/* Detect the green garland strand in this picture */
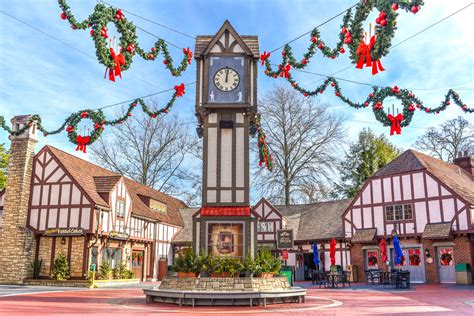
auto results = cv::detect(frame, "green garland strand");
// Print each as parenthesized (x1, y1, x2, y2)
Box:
(57, 0, 192, 77)
(0, 84, 185, 147)
(256, 114, 272, 171)
(285, 76, 473, 129)
(261, 0, 424, 77)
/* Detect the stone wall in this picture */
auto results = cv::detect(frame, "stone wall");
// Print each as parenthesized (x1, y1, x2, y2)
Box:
(159, 276, 290, 292)
(70, 237, 85, 277)
(38, 237, 53, 277)
(0, 131, 37, 284)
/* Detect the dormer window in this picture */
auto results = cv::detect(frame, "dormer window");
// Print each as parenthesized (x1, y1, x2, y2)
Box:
(150, 199, 167, 214)
(117, 200, 125, 217)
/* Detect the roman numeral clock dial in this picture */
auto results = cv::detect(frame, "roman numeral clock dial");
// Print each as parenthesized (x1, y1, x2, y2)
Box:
(214, 67, 239, 92)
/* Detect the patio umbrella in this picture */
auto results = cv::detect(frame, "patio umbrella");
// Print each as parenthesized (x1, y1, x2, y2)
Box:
(313, 242, 320, 269)
(330, 238, 337, 266)
(379, 238, 388, 263)
(393, 236, 404, 267)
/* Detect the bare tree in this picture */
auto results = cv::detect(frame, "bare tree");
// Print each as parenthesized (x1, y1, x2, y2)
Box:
(90, 99, 201, 205)
(252, 86, 345, 205)
(414, 116, 474, 162)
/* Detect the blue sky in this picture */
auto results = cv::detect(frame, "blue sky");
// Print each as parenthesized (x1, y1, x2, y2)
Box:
(0, 0, 473, 158)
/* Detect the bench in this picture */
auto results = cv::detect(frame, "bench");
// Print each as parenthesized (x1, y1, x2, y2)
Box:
(143, 287, 307, 307)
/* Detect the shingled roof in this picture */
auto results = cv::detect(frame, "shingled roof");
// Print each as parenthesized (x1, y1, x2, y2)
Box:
(374, 150, 474, 205)
(422, 222, 453, 239)
(276, 200, 351, 241)
(351, 228, 377, 243)
(46, 146, 186, 226)
(172, 208, 199, 245)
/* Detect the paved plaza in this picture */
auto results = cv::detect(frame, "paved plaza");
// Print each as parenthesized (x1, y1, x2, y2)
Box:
(1, 282, 473, 315)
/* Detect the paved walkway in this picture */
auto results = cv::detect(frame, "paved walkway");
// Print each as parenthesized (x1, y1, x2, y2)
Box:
(0, 282, 473, 315)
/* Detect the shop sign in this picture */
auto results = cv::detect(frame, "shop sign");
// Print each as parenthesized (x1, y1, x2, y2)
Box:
(276, 229, 294, 249)
(44, 227, 84, 236)
(109, 231, 129, 241)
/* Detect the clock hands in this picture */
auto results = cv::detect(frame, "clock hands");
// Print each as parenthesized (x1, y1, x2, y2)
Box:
(225, 68, 229, 83)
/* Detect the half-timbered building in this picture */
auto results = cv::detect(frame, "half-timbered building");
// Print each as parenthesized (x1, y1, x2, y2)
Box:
(343, 150, 474, 283)
(1, 145, 185, 280)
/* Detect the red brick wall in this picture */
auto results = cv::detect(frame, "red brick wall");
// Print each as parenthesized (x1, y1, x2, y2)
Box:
(350, 236, 474, 284)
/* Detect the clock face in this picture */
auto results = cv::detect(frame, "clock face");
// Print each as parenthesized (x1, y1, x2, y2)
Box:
(214, 67, 240, 92)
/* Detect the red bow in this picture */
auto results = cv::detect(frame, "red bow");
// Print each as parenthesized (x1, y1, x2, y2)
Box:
(388, 113, 404, 135)
(183, 47, 193, 64)
(115, 9, 125, 21)
(107, 47, 125, 82)
(75, 135, 90, 153)
(279, 63, 291, 78)
(356, 36, 385, 75)
(174, 83, 185, 97)
(260, 51, 271, 66)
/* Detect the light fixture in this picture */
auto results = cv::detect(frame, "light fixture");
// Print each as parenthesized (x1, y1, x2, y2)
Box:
(61, 237, 66, 245)
(196, 125, 204, 138)
(249, 123, 257, 137)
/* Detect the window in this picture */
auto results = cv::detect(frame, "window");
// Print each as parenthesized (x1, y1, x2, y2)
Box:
(115, 221, 125, 233)
(117, 200, 125, 217)
(439, 248, 454, 266)
(150, 199, 167, 213)
(408, 249, 421, 266)
(393, 249, 407, 266)
(385, 204, 413, 221)
(367, 250, 378, 267)
(102, 247, 122, 268)
(257, 221, 274, 233)
(207, 223, 244, 258)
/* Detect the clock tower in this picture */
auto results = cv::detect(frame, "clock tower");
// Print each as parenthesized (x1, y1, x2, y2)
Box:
(193, 21, 259, 258)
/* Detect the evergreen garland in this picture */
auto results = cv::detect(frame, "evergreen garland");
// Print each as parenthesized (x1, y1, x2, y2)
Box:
(261, 0, 424, 77)
(0, 84, 185, 148)
(256, 114, 272, 171)
(57, 0, 192, 78)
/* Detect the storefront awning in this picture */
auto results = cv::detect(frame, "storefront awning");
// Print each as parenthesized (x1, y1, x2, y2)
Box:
(422, 222, 452, 240)
(200, 206, 250, 217)
(351, 228, 377, 243)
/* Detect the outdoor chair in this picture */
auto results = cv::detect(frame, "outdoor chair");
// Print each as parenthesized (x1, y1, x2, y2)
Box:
(339, 271, 351, 288)
(365, 269, 381, 285)
(315, 271, 329, 288)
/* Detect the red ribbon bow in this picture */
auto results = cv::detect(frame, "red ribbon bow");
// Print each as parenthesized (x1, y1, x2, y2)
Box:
(183, 47, 193, 64)
(279, 63, 291, 78)
(260, 51, 271, 66)
(388, 113, 404, 135)
(356, 36, 385, 75)
(107, 47, 125, 82)
(174, 83, 185, 97)
(75, 135, 90, 153)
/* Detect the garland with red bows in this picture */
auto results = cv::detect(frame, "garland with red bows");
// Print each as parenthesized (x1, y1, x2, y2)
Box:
(0, 84, 186, 152)
(261, 0, 424, 78)
(269, 76, 472, 135)
(57, 0, 192, 80)
(256, 114, 272, 171)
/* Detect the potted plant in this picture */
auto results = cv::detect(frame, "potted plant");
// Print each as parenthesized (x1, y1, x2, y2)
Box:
(243, 253, 258, 277)
(195, 252, 212, 277)
(211, 257, 232, 277)
(31, 259, 43, 279)
(228, 258, 243, 277)
(174, 248, 196, 278)
(255, 248, 281, 278)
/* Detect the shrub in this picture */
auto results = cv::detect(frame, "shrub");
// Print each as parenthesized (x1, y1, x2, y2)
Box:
(255, 248, 281, 275)
(51, 252, 70, 280)
(31, 259, 43, 279)
(173, 248, 195, 273)
(99, 261, 112, 280)
(123, 269, 134, 279)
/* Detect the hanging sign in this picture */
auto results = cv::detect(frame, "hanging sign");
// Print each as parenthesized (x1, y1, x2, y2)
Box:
(281, 249, 289, 260)
(109, 231, 129, 241)
(276, 229, 294, 249)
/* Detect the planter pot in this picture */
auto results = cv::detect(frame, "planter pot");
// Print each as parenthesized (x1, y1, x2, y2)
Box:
(178, 272, 195, 278)
(211, 272, 231, 278)
(243, 272, 254, 278)
(199, 272, 210, 278)
(260, 272, 275, 278)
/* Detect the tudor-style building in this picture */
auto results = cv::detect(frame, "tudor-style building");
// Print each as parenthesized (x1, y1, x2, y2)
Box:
(0, 116, 186, 282)
(343, 150, 474, 283)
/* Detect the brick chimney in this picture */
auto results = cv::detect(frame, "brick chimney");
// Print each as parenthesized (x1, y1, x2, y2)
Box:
(453, 150, 474, 176)
(0, 115, 38, 284)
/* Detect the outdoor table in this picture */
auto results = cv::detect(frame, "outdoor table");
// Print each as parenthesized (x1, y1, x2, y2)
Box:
(391, 270, 410, 289)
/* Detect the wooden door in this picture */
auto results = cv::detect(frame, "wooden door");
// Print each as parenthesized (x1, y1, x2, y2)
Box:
(132, 250, 144, 280)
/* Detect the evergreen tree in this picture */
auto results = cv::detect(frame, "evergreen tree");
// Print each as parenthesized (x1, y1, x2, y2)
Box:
(334, 128, 400, 198)
(0, 144, 9, 190)
(51, 252, 70, 280)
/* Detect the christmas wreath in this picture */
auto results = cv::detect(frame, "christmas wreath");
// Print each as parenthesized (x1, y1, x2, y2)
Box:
(368, 255, 378, 266)
(441, 253, 452, 265)
(409, 254, 420, 266)
(261, 0, 424, 77)
(57, 0, 192, 80)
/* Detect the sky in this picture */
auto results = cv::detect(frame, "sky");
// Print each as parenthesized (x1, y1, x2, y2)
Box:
(0, 1, 472, 161)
